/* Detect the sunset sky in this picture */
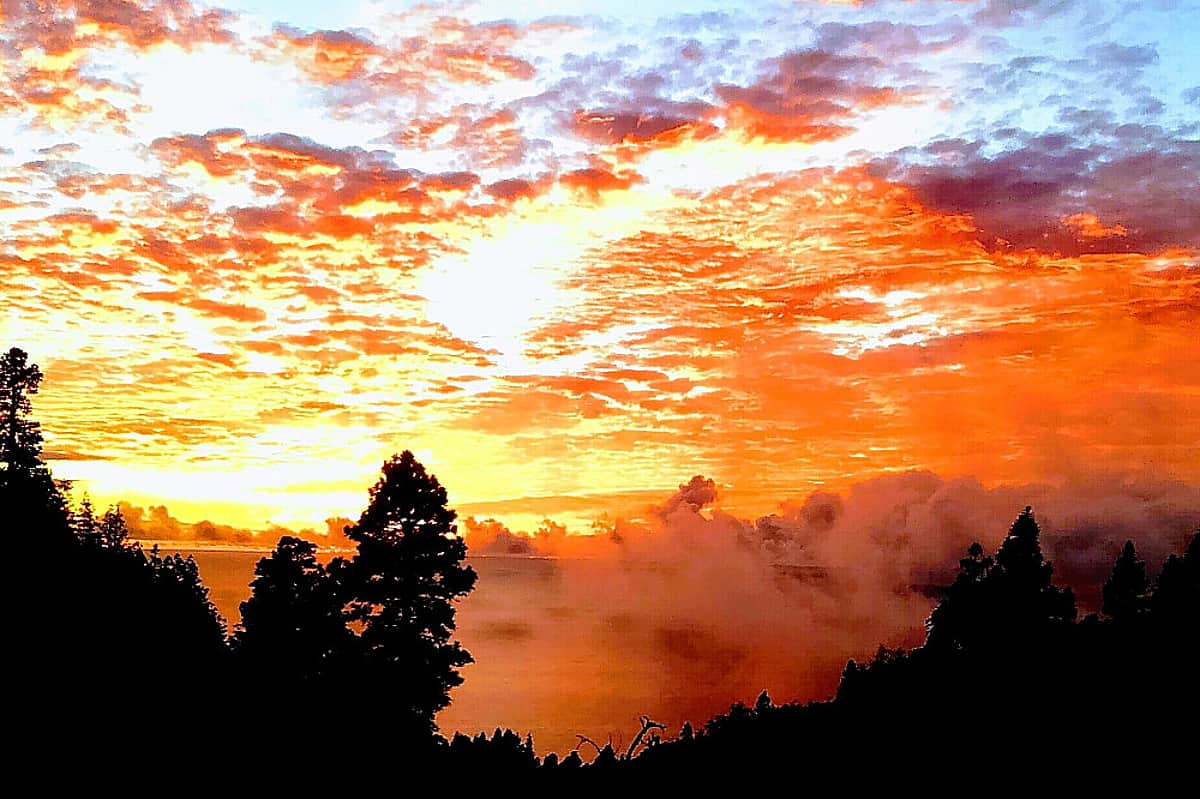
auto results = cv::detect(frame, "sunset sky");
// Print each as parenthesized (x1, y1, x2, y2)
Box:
(4, 0, 1198, 536)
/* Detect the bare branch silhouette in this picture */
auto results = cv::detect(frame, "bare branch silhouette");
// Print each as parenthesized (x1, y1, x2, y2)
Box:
(625, 715, 668, 760)
(575, 734, 603, 755)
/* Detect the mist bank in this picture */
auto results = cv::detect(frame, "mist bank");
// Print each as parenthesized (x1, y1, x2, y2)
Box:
(462, 469, 1200, 611)
(178, 467, 1198, 754)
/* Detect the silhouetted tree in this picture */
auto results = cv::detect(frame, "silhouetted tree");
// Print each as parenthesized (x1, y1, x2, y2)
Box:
(72, 497, 129, 551)
(335, 451, 478, 738)
(146, 546, 228, 655)
(0, 347, 70, 543)
(5, 354, 229, 749)
(1, 347, 44, 472)
(236, 536, 354, 684)
(926, 541, 993, 651)
(1152, 530, 1199, 625)
(96, 505, 130, 549)
(73, 496, 99, 546)
(1103, 540, 1149, 622)
(927, 507, 1074, 653)
(27, 524, 228, 749)
(444, 728, 538, 770)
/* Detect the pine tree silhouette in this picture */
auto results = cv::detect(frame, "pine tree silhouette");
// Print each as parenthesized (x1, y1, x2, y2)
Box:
(335, 451, 477, 739)
(1102, 540, 1149, 622)
(1, 347, 71, 544)
(926, 507, 1074, 654)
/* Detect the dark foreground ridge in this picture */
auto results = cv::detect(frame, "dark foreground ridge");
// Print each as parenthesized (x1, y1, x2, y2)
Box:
(5, 347, 1198, 776)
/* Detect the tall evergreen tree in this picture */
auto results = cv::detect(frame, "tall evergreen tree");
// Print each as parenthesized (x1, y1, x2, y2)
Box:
(97, 505, 131, 550)
(1, 347, 44, 472)
(1102, 540, 1149, 622)
(926, 507, 1074, 653)
(1152, 530, 1200, 625)
(987, 506, 1076, 642)
(0, 348, 70, 542)
(336, 451, 478, 737)
(73, 495, 100, 547)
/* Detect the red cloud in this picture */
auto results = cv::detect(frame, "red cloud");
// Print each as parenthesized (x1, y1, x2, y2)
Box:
(484, 177, 547, 203)
(559, 167, 643, 198)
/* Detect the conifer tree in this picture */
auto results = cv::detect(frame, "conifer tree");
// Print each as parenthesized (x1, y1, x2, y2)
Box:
(1102, 540, 1149, 622)
(0, 348, 70, 542)
(337, 451, 478, 736)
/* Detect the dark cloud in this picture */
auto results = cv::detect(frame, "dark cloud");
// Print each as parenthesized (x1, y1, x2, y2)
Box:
(480, 621, 536, 642)
(870, 127, 1200, 254)
(715, 48, 918, 142)
(484, 177, 542, 201)
(571, 106, 711, 145)
(657, 475, 718, 517)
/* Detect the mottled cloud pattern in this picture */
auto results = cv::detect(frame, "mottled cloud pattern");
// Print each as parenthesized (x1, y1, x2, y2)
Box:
(1, 0, 1196, 548)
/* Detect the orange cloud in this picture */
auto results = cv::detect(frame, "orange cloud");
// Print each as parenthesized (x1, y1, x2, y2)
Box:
(558, 167, 643, 198)
(263, 13, 535, 110)
(271, 25, 379, 83)
(1062, 212, 1127, 239)
(5, 2, 1196, 548)
(0, 0, 235, 130)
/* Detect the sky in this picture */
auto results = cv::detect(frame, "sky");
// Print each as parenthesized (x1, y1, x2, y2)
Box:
(3, 0, 1199, 537)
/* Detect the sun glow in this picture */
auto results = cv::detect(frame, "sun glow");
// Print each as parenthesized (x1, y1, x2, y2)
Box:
(1, 0, 1195, 537)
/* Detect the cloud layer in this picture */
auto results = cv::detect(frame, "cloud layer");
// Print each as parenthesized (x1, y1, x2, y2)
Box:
(1, 0, 1195, 534)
